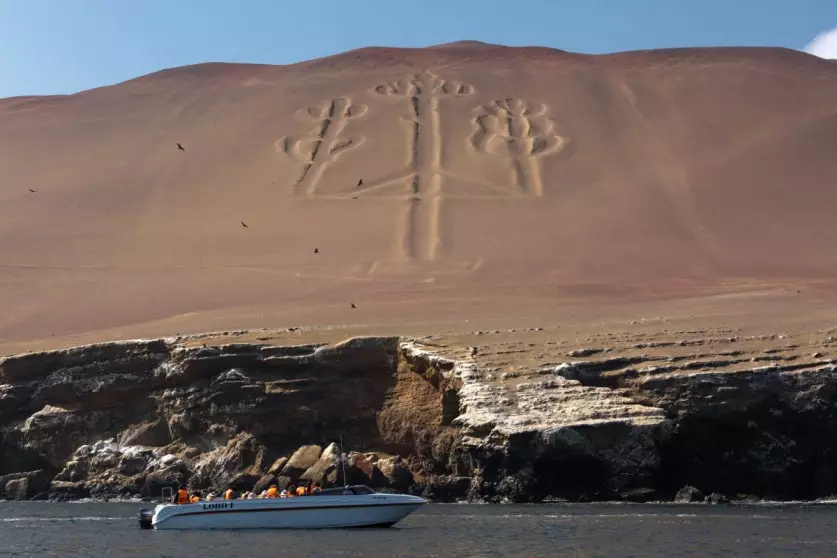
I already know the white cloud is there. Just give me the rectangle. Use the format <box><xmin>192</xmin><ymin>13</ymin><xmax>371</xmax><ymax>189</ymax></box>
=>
<box><xmin>804</xmin><ymin>26</ymin><xmax>837</xmax><ymax>59</ymax></box>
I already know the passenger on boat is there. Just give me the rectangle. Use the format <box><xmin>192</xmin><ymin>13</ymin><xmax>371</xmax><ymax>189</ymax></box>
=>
<box><xmin>224</xmin><ymin>488</ymin><xmax>237</xmax><ymax>500</ymax></box>
<box><xmin>296</xmin><ymin>485</ymin><xmax>307</xmax><ymax>496</ymax></box>
<box><xmin>311</xmin><ymin>483</ymin><xmax>322</xmax><ymax>493</ymax></box>
<box><xmin>266</xmin><ymin>485</ymin><xmax>278</xmax><ymax>498</ymax></box>
<box><xmin>246</xmin><ymin>491</ymin><xmax>256</xmax><ymax>499</ymax></box>
<box><xmin>172</xmin><ymin>488</ymin><xmax>190</xmax><ymax>504</ymax></box>
<box><xmin>190</xmin><ymin>494</ymin><xmax>200</xmax><ymax>503</ymax></box>
<box><xmin>257</xmin><ymin>489</ymin><xmax>267</xmax><ymax>498</ymax></box>
<box><xmin>205</xmin><ymin>491</ymin><xmax>217</xmax><ymax>501</ymax></box>
<box><xmin>280</xmin><ymin>489</ymin><xmax>289</xmax><ymax>498</ymax></box>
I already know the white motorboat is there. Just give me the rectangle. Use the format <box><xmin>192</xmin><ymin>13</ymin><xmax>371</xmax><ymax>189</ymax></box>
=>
<box><xmin>138</xmin><ymin>485</ymin><xmax>426</xmax><ymax>530</ymax></box>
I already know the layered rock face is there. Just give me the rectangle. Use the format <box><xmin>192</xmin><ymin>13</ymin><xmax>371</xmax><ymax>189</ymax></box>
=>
<box><xmin>2</xmin><ymin>330</ymin><xmax>837</xmax><ymax>502</ymax></box>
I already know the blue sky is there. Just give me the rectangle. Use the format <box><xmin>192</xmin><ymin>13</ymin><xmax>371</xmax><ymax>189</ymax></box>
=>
<box><xmin>2</xmin><ymin>0</ymin><xmax>837</xmax><ymax>98</ymax></box>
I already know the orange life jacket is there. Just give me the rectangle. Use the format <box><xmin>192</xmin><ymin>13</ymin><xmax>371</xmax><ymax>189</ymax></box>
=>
<box><xmin>176</xmin><ymin>489</ymin><xmax>189</xmax><ymax>504</ymax></box>
<box><xmin>190</xmin><ymin>495</ymin><xmax>200</xmax><ymax>503</ymax></box>
<box><xmin>296</xmin><ymin>486</ymin><xmax>306</xmax><ymax>496</ymax></box>
<box><xmin>224</xmin><ymin>489</ymin><xmax>234</xmax><ymax>500</ymax></box>
<box><xmin>266</xmin><ymin>487</ymin><xmax>278</xmax><ymax>498</ymax></box>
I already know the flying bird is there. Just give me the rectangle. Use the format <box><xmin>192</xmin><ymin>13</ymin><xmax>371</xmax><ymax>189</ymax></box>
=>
<box><xmin>177</xmin><ymin>143</ymin><xmax>185</xmax><ymax>151</ymax></box>
<box><xmin>357</xmin><ymin>178</ymin><xmax>363</xmax><ymax>187</ymax></box>
<box><xmin>240</xmin><ymin>221</ymin><xmax>248</xmax><ymax>228</ymax></box>
<box><xmin>28</xmin><ymin>188</ymin><xmax>36</xmax><ymax>193</ymax></box>
<box><xmin>350</xmin><ymin>303</ymin><xmax>356</xmax><ymax>309</ymax></box>
<box><xmin>351</xmin><ymin>196</ymin><xmax>358</xmax><ymax>200</ymax></box>
<box><xmin>314</xmin><ymin>248</ymin><xmax>319</xmax><ymax>254</ymax></box>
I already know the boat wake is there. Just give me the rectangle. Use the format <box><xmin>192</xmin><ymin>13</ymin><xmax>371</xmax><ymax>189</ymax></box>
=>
<box><xmin>0</xmin><ymin>516</ymin><xmax>127</xmax><ymax>522</ymax></box>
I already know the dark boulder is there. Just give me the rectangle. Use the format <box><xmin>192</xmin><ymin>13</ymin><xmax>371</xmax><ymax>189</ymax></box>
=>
<box><xmin>117</xmin><ymin>454</ymin><xmax>151</xmax><ymax>476</ymax></box>
<box><xmin>49</xmin><ymin>480</ymin><xmax>90</xmax><ymax>501</ymax></box>
<box><xmin>1</xmin><ymin>470</ymin><xmax>50</xmax><ymax>501</ymax></box>
<box><xmin>266</xmin><ymin>457</ymin><xmax>288</xmax><ymax>476</ymax></box>
<box><xmin>705</xmin><ymin>492</ymin><xmax>730</xmax><ymax>504</ymax></box>
<box><xmin>228</xmin><ymin>472</ymin><xmax>261</xmax><ymax>491</ymax></box>
<box><xmin>143</xmin><ymin>466</ymin><xmax>186</xmax><ymax>498</ymax></box>
<box><xmin>675</xmin><ymin>485</ymin><xmax>705</xmax><ymax>503</ymax></box>
<box><xmin>620</xmin><ymin>487</ymin><xmax>659</xmax><ymax>503</ymax></box>
<box><xmin>118</xmin><ymin>420</ymin><xmax>171</xmax><ymax>447</ymax></box>
<box><xmin>377</xmin><ymin>456</ymin><xmax>414</xmax><ymax>491</ymax></box>
<box><xmin>421</xmin><ymin>475</ymin><xmax>471</xmax><ymax>503</ymax></box>
<box><xmin>495</xmin><ymin>470</ymin><xmax>536</xmax><ymax>503</ymax></box>
<box><xmin>347</xmin><ymin>452</ymin><xmax>388</xmax><ymax>487</ymax></box>
<box><xmin>252</xmin><ymin>474</ymin><xmax>277</xmax><ymax>495</ymax></box>
<box><xmin>300</xmin><ymin>443</ymin><xmax>343</xmax><ymax>487</ymax></box>
<box><xmin>279</xmin><ymin>445</ymin><xmax>322</xmax><ymax>479</ymax></box>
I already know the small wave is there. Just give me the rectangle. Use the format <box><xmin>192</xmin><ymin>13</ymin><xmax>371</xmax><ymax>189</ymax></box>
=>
<box><xmin>415</xmin><ymin>512</ymin><xmax>787</xmax><ymax>521</ymax></box>
<box><xmin>0</xmin><ymin>516</ymin><xmax>127</xmax><ymax>522</ymax></box>
<box><xmin>68</xmin><ymin>497</ymin><xmax>145</xmax><ymax>504</ymax></box>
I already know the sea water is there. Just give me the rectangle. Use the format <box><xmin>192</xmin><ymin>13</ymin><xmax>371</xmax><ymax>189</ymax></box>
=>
<box><xmin>2</xmin><ymin>501</ymin><xmax>837</xmax><ymax>557</ymax></box>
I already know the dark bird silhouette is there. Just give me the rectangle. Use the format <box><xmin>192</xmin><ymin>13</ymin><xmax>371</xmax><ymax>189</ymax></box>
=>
<box><xmin>357</xmin><ymin>178</ymin><xmax>363</xmax><ymax>187</ymax></box>
<box><xmin>351</xmin><ymin>196</ymin><xmax>358</xmax><ymax>200</ymax></box>
<box><xmin>314</xmin><ymin>248</ymin><xmax>319</xmax><ymax>254</ymax></box>
<box><xmin>177</xmin><ymin>143</ymin><xmax>185</xmax><ymax>151</ymax></box>
<box><xmin>28</xmin><ymin>188</ymin><xmax>36</xmax><ymax>193</ymax></box>
<box><xmin>350</xmin><ymin>303</ymin><xmax>356</xmax><ymax>309</ymax></box>
<box><xmin>240</xmin><ymin>221</ymin><xmax>248</xmax><ymax>228</ymax></box>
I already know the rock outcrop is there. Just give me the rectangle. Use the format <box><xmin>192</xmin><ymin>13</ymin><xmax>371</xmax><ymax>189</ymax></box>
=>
<box><xmin>2</xmin><ymin>329</ymin><xmax>837</xmax><ymax>502</ymax></box>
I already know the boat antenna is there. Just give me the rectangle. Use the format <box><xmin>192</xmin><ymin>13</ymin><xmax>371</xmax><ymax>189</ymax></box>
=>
<box><xmin>340</xmin><ymin>434</ymin><xmax>348</xmax><ymax>488</ymax></box>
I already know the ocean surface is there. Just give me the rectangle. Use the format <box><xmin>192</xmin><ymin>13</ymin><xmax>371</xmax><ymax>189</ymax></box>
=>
<box><xmin>2</xmin><ymin>501</ymin><xmax>837</xmax><ymax>557</ymax></box>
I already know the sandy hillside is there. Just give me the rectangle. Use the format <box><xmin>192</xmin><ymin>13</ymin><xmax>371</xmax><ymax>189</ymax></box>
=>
<box><xmin>1</xmin><ymin>42</ymin><xmax>837</xmax><ymax>354</ymax></box>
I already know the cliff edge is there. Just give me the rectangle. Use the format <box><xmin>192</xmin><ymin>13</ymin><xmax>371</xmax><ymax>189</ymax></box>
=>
<box><xmin>3</xmin><ymin>325</ymin><xmax>837</xmax><ymax>503</ymax></box>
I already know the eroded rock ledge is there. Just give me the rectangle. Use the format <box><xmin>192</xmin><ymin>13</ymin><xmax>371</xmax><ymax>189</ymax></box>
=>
<box><xmin>2</xmin><ymin>330</ymin><xmax>837</xmax><ymax>503</ymax></box>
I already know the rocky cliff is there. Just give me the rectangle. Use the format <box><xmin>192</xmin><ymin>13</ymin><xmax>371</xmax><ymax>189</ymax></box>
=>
<box><xmin>2</xmin><ymin>329</ymin><xmax>837</xmax><ymax>502</ymax></box>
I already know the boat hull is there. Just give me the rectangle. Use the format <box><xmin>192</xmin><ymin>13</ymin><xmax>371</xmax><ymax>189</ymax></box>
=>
<box><xmin>150</xmin><ymin>493</ymin><xmax>425</xmax><ymax>530</ymax></box>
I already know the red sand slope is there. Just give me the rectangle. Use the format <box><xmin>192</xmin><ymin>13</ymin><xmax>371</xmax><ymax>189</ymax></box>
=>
<box><xmin>1</xmin><ymin>43</ymin><xmax>836</xmax><ymax>352</ymax></box>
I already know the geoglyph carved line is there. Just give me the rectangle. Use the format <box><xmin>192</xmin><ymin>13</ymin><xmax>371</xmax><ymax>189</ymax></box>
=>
<box><xmin>372</xmin><ymin>71</ymin><xmax>474</xmax><ymax>260</ymax></box>
<box><xmin>276</xmin><ymin>97</ymin><xmax>367</xmax><ymax>195</ymax></box>
<box><xmin>470</xmin><ymin>98</ymin><xmax>567</xmax><ymax>197</ymax></box>
<box><xmin>400</xmin><ymin>196</ymin><xmax>442</xmax><ymax>261</ymax></box>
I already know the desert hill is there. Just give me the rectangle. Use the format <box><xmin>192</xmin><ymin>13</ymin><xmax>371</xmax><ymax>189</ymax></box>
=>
<box><xmin>1</xmin><ymin>43</ymin><xmax>837</xmax><ymax>353</ymax></box>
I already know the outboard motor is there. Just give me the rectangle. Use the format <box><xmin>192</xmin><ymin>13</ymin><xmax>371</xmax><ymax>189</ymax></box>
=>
<box><xmin>138</xmin><ymin>508</ymin><xmax>153</xmax><ymax>530</ymax></box>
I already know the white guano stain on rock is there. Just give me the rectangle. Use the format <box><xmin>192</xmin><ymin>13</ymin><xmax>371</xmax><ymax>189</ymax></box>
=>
<box><xmin>399</xmin><ymin>341</ymin><xmax>668</xmax><ymax>449</ymax></box>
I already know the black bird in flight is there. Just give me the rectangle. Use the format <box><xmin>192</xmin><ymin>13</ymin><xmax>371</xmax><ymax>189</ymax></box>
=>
<box><xmin>314</xmin><ymin>248</ymin><xmax>319</xmax><ymax>254</ymax></box>
<box><xmin>357</xmin><ymin>178</ymin><xmax>363</xmax><ymax>187</ymax></box>
<box><xmin>28</xmin><ymin>188</ymin><xmax>36</xmax><ymax>193</ymax></box>
<box><xmin>350</xmin><ymin>303</ymin><xmax>356</xmax><ymax>309</ymax></box>
<box><xmin>177</xmin><ymin>143</ymin><xmax>185</xmax><ymax>151</ymax></box>
<box><xmin>240</xmin><ymin>221</ymin><xmax>248</xmax><ymax>228</ymax></box>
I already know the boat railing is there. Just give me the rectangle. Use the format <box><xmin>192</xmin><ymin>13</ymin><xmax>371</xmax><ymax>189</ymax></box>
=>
<box><xmin>161</xmin><ymin>486</ymin><xmax>174</xmax><ymax>503</ymax></box>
